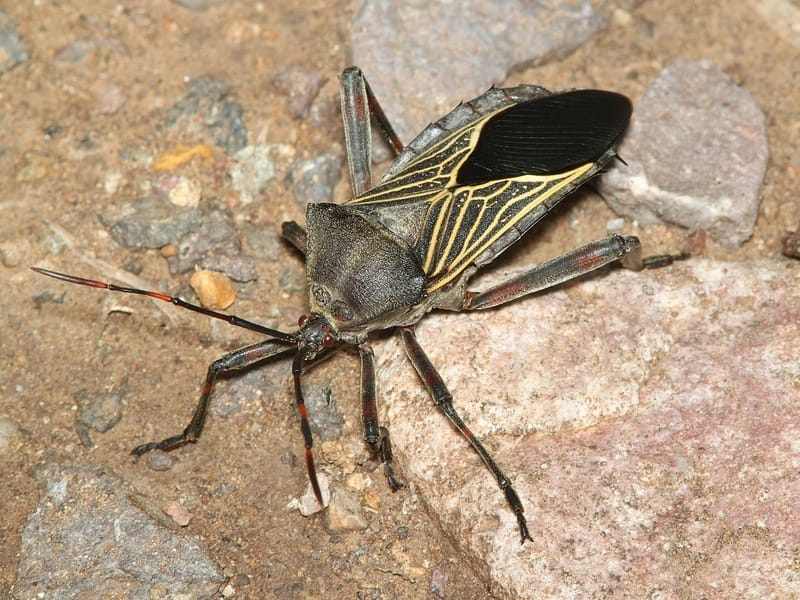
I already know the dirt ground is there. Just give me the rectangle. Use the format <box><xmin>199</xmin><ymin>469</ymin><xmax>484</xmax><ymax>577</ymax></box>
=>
<box><xmin>1</xmin><ymin>0</ymin><xmax>798</xmax><ymax>598</ymax></box>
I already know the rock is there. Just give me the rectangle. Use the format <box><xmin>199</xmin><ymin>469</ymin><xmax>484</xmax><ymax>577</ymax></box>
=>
<box><xmin>162</xmin><ymin>175</ymin><xmax>202</xmax><ymax>208</ymax></box>
<box><xmin>172</xmin><ymin>0</ymin><xmax>226</xmax><ymax>10</ymax></box>
<box><xmin>782</xmin><ymin>230</ymin><xmax>800</xmax><ymax>259</ymax></box>
<box><xmin>75</xmin><ymin>386</ymin><xmax>126</xmax><ymax>448</ymax></box>
<box><xmin>599</xmin><ymin>60</ymin><xmax>768</xmax><ymax>247</ymax></box>
<box><xmin>326</xmin><ymin>487</ymin><xmax>368</xmax><ymax>533</ymax></box>
<box><xmin>0</xmin><ymin>415</ymin><xmax>23</xmax><ymax>453</ymax></box>
<box><xmin>190</xmin><ymin>270</ymin><xmax>236</xmax><ymax>309</ymax></box>
<box><xmin>240</xmin><ymin>223</ymin><xmax>284</xmax><ymax>261</ymax></box>
<box><xmin>286</xmin><ymin>153</ymin><xmax>342</xmax><ymax>207</ymax></box>
<box><xmin>0</xmin><ymin>10</ymin><xmax>29</xmax><ymax>75</ymax></box>
<box><xmin>272</xmin><ymin>65</ymin><xmax>325</xmax><ymax>119</ymax></box>
<box><xmin>164</xmin><ymin>500</ymin><xmax>193</xmax><ymax>527</ymax></box>
<box><xmin>230</xmin><ymin>144</ymin><xmax>294</xmax><ymax>205</ymax></box>
<box><xmin>165</xmin><ymin>77</ymin><xmax>248</xmax><ymax>155</ymax></box>
<box><xmin>303</xmin><ymin>384</ymin><xmax>344</xmax><ymax>441</ymax></box>
<box><xmin>166</xmin><ymin>210</ymin><xmax>257</xmax><ymax>282</ymax></box>
<box><xmin>0</xmin><ymin>240</ymin><xmax>23</xmax><ymax>267</ymax></box>
<box><xmin>351</xmin><ymin>0</ymin><xmax>605</xmax><ymax>142</ymax></box>
<box><xmin>146</xmin><ymin>449</ymin><xmax>175</xmax><ymax>471</ymax></box>
<box><xmin>289</xmin><ymin>471</ymin><xmax>331</xmax><ymax>516</ymax></box>
<box><xmin>100</xmin><ymin>197</ymin><xmax>203</xmax><ymax>249</ymax></box>
<box><xmin>12</xmin><ymin>463</ymin><xmax>224</xmax><ymax>598</ymax></box>
<box><xmin>375</xmin><ymin>259</ymin><xmax>800</xmax><ymax>598</ymax></box>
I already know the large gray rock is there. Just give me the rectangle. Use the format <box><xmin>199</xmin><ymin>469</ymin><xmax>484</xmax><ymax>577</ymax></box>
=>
<box><xmin>600</xmin><ymin>60</ymin><xmax>768</xmax><ymax>247</ymax></box>
<box><xmin>13</xmin><ymin>463</ymin><xmax>224</xmax><ymax>599</ymax></box>
<box><xmin>374</xmin><ymin>259</ymin><xmax>800</xmax><ymax>598</ymax></box>
<box><xmin>351</xmin><ymin>0</ymin><xmax>606</xmax><ymax>143</ymax></box>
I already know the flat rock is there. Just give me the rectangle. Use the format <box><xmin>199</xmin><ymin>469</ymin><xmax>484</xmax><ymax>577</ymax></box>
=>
<box><xmin>374</xmin><ymin>259</ymin><xmax>800</xmax><ymax>598</ymax></box>
<box><xmin>100</xmin><ymin>197</ymin><xmax>203</xmax><ymax>249</ymax></box>
<box><xmin>12</xmin><ymin>463</ymin><xmax>224</xmax><ymax>599</ymax></box>
<box><xmin>599</xmin><ymin>60</ymin><xmax>768</xmax><ymax>247</ymax></box>
<box><xmin>351</xmin><ymin>0</ymin><xmax>606</xmax><ymax>143</ymax></box>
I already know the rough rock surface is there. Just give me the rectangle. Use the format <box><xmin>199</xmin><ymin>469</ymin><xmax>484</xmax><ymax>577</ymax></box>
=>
<box><xmin>12</xmin><ymin>463</ymin><xmax>224</xmax><ymax>599</ymax></box>
<box><xmin>375</xmin><ymin>259</ymin><xmax>800</xmax><ymax>598</ymax></box>
<box><xmin>351</xmin><ymin>0</ymin><xmax>606</xmax><ymax>142</ymax></box>
<box><xmin>600</xmin><ymin>60</ymin><xmax>768</xmax><ymax>247</ymax></box>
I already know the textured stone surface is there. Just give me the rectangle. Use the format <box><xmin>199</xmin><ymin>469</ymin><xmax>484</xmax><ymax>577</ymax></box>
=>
<box><xmin>374</xmin><ymin>259</ymin><xmax>800</xmax><ymax>598</ymax></box>
<box><xmin>12</xmin><ymin>463</ymin><xmax>224</xmax><ymax>599</ymax></box>
<box><xmin>100</xmin><ymin>197</ymin><xmax>203</xmax><ymax>249</ymax></box>
<box><xmin>600</xmin><ymin>60</ymin><xmax>768</xmax><ymax>247</ymax></box>
<box><xmin>351</xmin><ymin>0</ymin><xmax>606</xmax><ymax>142</ymax></box>
<box><xmin>287</xmin><ymin>153</ymin><xmax>343</xmax><ymax>207</ymax></box>
<box><xmin>0</xmin><ymin>10</ymin><xmax>28</xmax><ymax>75</ymax></box>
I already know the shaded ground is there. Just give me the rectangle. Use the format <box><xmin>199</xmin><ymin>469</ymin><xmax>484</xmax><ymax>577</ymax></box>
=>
<box><xmin>1</xmin><ymin>0</ymin><xmax>798</xmax><ymax>598</ymax></box>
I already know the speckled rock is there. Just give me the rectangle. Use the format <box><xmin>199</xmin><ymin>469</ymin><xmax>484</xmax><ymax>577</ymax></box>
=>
<box><xmin>0</xmin><ymin>10</ymin><xmax>29</xmax><ymax>75</ymax></box>
<box><xmin>600</xmin><ymin>60</ymin><xmax>768</xmax><ymax>247</ymax></box>
<box><xmin>374</xmin><ymin>259</ymin><xmax>800</xmax><ymax>598</ymax></box>
<box><xmin>351</xmin><ymin>0</ymin><xmax>606</xmax><ymax>142</ymax></box>
<box><xmin>12</xmin><ymin>463</ymin><xmax>224</xmax><ymax>599</ymax></box>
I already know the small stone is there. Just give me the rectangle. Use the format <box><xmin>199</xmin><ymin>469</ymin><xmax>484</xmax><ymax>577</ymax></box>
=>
<box><xmin>326</xmin><ymin>487</ymin><xmax>368</xmax><ymax>533</ymax></box>
<box><xmin>104</xmin><ymin>171</ymin><xmax>122</xmax><ymax>195</ymax></box>
<box><xmin>77</xmin><ymin>387</ymin><xmax>125</xmax><ymax>435</ymax></box>
<box><xmin>606</xmin><ymin>217</ymin><xmax>625</xmax><ymax>232</ymax></box>
<box><xmin>0</xmin><ymin>10</ymin><xmax>29</xmax><ymax>75</ymax></box>
<box><xmin>0</xmin><ymin>241</ymin><xmax>22</xmax><ymax>267</ymax></box>
<box><xmin>93</xmin><ymin>80</ymin><xmax>126</xmax><ymax>115</ymax></box>
<box><xmin>190</xmin><ymin>270</ymin><xmax>236</xmax><ymax>309</ymax></box>
<box><xmin>430</xmin><ymin>567</ymin><xmax>447</xmax><ymax>599</ymax></box>
<box><xmin>54</xmin><ymin>38</ymin><xmax>95</xmax><ymax>63</ymax></box>
<box><xmin>287</xmin><ymin>153</ymin><xmax>343</xmax><ymax>207</ymax></box>
<box><xmin>783</xmin><ymin>231</ymin><xmax>800</xmax><ymax>259</ymax></box>
<box><xmin>172</xmin><ymin>0</ymin><xmax>224</xmax><ymax>10</ymax></box>
<box><xmin>230</xmin><ymin>144</ymin><xmax>294</xmax><ymax>205</ymax></box>
<box><xmin>0</xmin><ymin>416</ymin><xmax>23</xmax><ymax>453</ymax></box>
<box><xmin>599</xmin><ymin>59</ymin><xmax>768</xmax><ymax>247</ymax></box>
<box><xmin>221</xmin><ymin>583</ymin><xmax>236</xmax><ymax>597</ymax></box>
<box><xmin>165</xmin><ymin>77</ymin><xmax>248</xmax><ymax>155</ymax></box>
<box><xmin>160</xmin><ymin>243</ymin><xmax>178</xmax><ymax>258</ymax></box>
<box><xmin>167</xmin><ymin>176</ymin><xmax>201</xmax><ymax>208</ymax></box>
<box><xmin>152</xmin><ymin>144</ymin><xmax>214</xmax><ymax>172</ymax></box>
<box><xmin>164</xmin><ymin>500</ymin><xmax>193</xmax><ymax>527</ymax></box>
<box><xmin>146</xmin><ymin>450</ymin><xmax>175</xmax><ymax>471</ymax></box>
<box><xmin>612</xmin><ymin>8</ymin><xmax>633</xmax><ymax>27</ymax></box>
<box><xmin>345</xmin><ymin>472</ymin><xmax>371</xmax><ymax>492</ymax></box>
<box><xmin>290</xmin><ymin>471</ymin><xmax>331</xmax><ymax>516</ymax></box>
<box><xmin>100</xmin><ymin>197</ymin><xmax>203</xmax><ymax>249</ymax></box>
<box><xmin>272</xmin><ymin>65</ymin><xmax>324</xmax><ymax>119</ymax></box>
<box><xmin>240</xmin><ymin>223</ymin><xmax>283</xmax><ymax>260</ymax></box>
<box><xmin>362</xmin><ymin>489</ymin><xmax>380</xmax><ymax>511</ymax></box>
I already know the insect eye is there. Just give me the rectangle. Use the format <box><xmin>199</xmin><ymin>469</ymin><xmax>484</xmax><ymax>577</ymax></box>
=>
<box><xmin>322</xmin><ymin>333</ymin><xmax>335</xmax><ymax>347</ymax></box>
<box><xmin>298</xmin><ymin>315</ymin><xmax>309</xmax><ymax>327</ymax></box>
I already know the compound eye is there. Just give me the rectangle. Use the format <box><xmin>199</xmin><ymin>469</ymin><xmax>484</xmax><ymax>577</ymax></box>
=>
<box><xmin>322</xmin><ymin>333</ymin><xmax>335</xmax><ymax>348</ymax></box>
<box><xmin>298</xmin><ymin>314</ymin><xmax>309</xmax><ymax>327</ymax></box>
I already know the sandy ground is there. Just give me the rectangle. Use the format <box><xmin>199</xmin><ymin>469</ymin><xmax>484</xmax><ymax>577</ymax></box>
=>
<box><xmin>1</xmin><ymin>0</ymin><xmax>798</xmax><ymax>598</ymax></box>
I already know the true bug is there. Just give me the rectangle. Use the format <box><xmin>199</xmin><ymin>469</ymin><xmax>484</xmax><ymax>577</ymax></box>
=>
<box><xmin>33</xmin><ymin>67</ymin><xmax>684</xmax><ymax>544</ymax></box>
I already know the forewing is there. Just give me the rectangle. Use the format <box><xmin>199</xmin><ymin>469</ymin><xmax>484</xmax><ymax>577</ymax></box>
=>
<box><xmin>348</xmin><ymin>90</ymin><xmax>632</xmax><ymax>293</ymax></box>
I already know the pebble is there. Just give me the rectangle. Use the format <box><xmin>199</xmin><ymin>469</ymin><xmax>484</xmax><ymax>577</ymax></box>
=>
<box><xmin>75</xmin><ymin>388</ymin><xmax>125</xmax><ymax>447</ymax></box>
<box><xmin>326</xmin><ymin>487</ymin><xmax>368</xmax><ymax>533</ymax></box>
<box><xmin>0</xmin><ymin>416</ymin><xmax>23</xmax><ymax>453</ymax></box>
<box><xmin>229</xmin><ymin>145</ymin><xmax>276</xmax><ymax>205</ymax></box>
<box><xmin>0</xmin><ymin>241</ymin><xmax>22</xmax><ymax>267</ymax></box>
<box><xmin>783</xmin><ymin>231</ymin><xmax>800</xmax><ymax>259</ymax></box>
<box><xmin>166</xmin><ymin>209</ymin><xmax>257</xmax><ymax>282</ymax></box>
<box><xmin>190</xmin><ymin>270</ymin><xmax>236</xmax><ymax>309</ymax></box>
<box><xmin>272</xmin><ymin>65</ymin><xmax>325</xmax><ymax>119</ymax></box>
<box><xmin>430</xmin><ymin>567</ymin><xmax>448</xmax><ymax>599</ymax></box>
<box><xmin>167</xmin><ymin>176</ymin><xmax>202</xmax><ymax>208</ymax></box>
<box><xmin>13</xmin><ymin>463</ymin><xmax>224</xmax><ymax>598</ymax></box>
<box><xmin>164</xmin><ymin>77</ymin><xmax>248</xmax><ymax>155</ymax></box>
<box><xmin>172</xmin><ymin>0</ymin><xmax>224</xmax><ymax>10</ymax></box>
<box><xmin>0</xmin><ymin>10</ymin><xmax>29</xmax><ymax>74</ymax></box>
<box><xmin>290</xmin><ymin>471</ymin><xmax>331</xmax><ymax>516</ymax></box>
<box><xmin>146</xmin><ymin>449</ymin><xmax>175</xmax><ymax>471</ymax></box>
<box><xmin>606</xmin><ymin>218</ymin><xmax>625</xmax><ymax>232</ymax></box>
<box><xmin>286</xmin><ymin>153</ymin><xmax>343</xmax><ymax>207</ymax></box>
<box><xmin>164</xmin><ymin>500</ymin><xmax>193</xmax><ymax>527</ymax></box>
<box><xmin>351</xmin><ymin>0</ymin><xmax>605</xmax><ymax>142</ymax></box>
<box><xmin>100</xmin><ymin>197</ymin><xmax>202</xmax><ymax>249</ymax></box>
<box><xmin>53</xmin><ymin>38</ymin><xmax>95</xmax><ymax>64</ymax></box>
<box><xmin>240</xmin><ymin>223</ymin><xmax>283</xmax><ymax>261</ymax></box>
<box><xmin>599</xmin><ymin>59</ymin><xmax>768</xmax><ymax>247</ymax></box>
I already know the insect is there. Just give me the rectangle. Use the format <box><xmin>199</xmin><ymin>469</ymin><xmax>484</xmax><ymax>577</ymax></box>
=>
<box><xmin>33</xmin><ymin>67</ymin><xmax>684</xmax><ymax>543</ymax></box>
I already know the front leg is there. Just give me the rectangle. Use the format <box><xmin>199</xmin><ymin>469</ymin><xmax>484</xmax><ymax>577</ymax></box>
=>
<box><xmin>401</xmin><ymin>327</ymin><xmax>532</xmax><ymax>544</ymax></box>
<box><xmin>340</xmin><ymin>66</ymin><xmax>404</xmax><ymax>197</ymax></box>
